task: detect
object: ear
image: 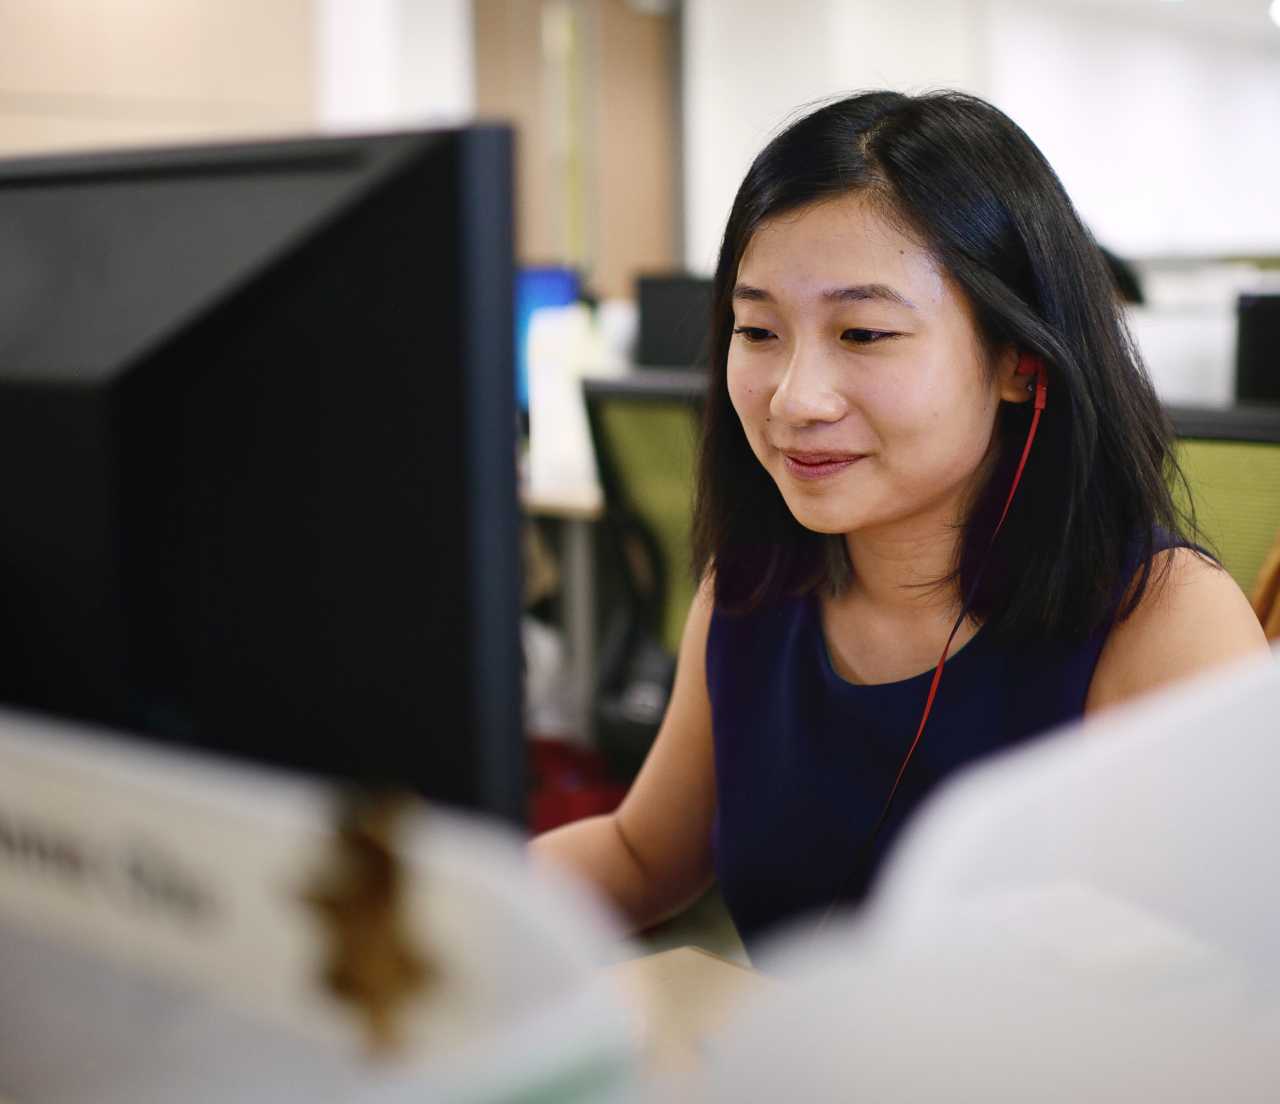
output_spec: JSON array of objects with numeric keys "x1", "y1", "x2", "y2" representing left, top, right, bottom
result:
[{"x1": 996, "y1": 345, "x2": 1035, "y2": 404}]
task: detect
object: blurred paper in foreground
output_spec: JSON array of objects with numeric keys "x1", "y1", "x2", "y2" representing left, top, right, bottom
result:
[
  {"x1": 706, "y1": 650, "x2": 1280, "y2": 1103},
  {"x1": 0, "y1": 709, "x2": 638, "y2": 1103}
]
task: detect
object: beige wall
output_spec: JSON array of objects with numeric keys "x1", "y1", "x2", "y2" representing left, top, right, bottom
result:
[
  {"x1": 592, "y1": 0, "x2": 678, "y2": 300},
  {"x1": 474, "y1": 0, "x2": 677, "y2": 300},
  {"x1": 473, "y1": 0, "x2": 559, "y2": 262},
  {"x1": 0, "y1": 0, "x2": 677, "y2": 293},
  {"x1": 0, "y1": 0, "x2": 315, "y2": 157}
]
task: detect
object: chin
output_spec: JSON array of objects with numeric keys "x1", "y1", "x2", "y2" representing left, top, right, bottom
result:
[{"x1": 776, "y1": 492, "x2": 861, "y2": 535}]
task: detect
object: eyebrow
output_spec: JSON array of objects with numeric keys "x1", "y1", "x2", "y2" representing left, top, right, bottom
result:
[{"x1": 732, "y1": 283, "x2": 917, "y2": 309}]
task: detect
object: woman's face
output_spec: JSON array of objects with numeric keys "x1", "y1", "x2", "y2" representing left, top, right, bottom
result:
[{"x1": 727, "y1": 192, "x2": 1018, "y2": 540}]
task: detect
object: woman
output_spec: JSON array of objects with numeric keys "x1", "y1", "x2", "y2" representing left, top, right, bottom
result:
[{"x1": 531, "y1": 91, "x2": 1267, "y2": 953}]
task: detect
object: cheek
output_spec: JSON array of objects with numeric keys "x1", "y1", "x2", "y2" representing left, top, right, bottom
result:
[
  {"x1": 726, "y1": 360, "x2": 771, "y2": 430},
  {"x1": 864, "y1": 355, "x2": 989, "y2": 440},
  {"x1": 857, "y1": 375, "x2": 933, "y2": 437},
  {"x1": 863, "y1": 368, "x2": 993, "y2": 481}
]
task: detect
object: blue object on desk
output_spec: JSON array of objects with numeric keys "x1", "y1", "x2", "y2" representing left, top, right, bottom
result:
[{"x1": 516, "y1": 266, "x2": 580, "y2": 411}]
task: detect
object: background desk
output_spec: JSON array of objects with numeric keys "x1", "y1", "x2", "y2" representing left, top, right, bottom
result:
[
  {"x1": 522, "y1": 483, "x2": 603, "y2": 744},
  {"x1": 608, "y1": 946, "x2": 772, "y2": 1086}
]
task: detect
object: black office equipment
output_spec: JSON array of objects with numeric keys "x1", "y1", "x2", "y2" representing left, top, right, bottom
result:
[
  {"x1": 1236, "y1": 293, "x2": 1280, "y2": 404},
  {"x1": 0, "y1": 128, "x2": 525, "y2": 822},
  {"x1": 635, "y1": 274, "x2": 713, "y2": 368}
]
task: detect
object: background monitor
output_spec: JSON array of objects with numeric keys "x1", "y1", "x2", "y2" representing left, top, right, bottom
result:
[
  {"x1": 1236, "y1": 293, "x2": 1280, "y2": 404},
  {"x1": 0, "y1": 126, "x2": 525, "y2": 823},
  {"x1": 635, "y1": 273, "x2": 713, "y2": 369}
]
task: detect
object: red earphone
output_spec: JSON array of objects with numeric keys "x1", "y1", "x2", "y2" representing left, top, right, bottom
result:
[
  {"x1": 1017, "y1": 351, "x2": 1048, "y2": 411},
  {"x1": 887, "y1": 354, "x2": 1047, "y2": 808},
  {"x1": 1000, "y1": 352, "x2": 1047, "y2": 524},
  {"x1": 819, "y1": 353, "x2": 1048, "y2": 926}
]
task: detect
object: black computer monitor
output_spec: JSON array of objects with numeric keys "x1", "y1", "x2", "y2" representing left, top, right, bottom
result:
[
  {"x1": 1236, "y1": 293, "x2": 1280, "y2": 404},
  {"x1": 635, "y1": 273, "x2": 713, "y2": 369},
  {"x1": 0, "y1": 127, "x2": 525, "y2": 823}
]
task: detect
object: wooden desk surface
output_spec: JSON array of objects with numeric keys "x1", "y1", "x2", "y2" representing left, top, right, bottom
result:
[{"x1": 606, "y1": 946, "x2": 772, "y2": 1080}]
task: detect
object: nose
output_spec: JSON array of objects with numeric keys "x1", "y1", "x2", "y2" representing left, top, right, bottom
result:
[{"x1": 769, "y1": 338, "x2": 848, "y2": 426}]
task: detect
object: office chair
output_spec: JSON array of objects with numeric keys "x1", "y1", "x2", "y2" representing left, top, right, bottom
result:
[{"x1": 582, "y1": 372, "x2": 704, "y2": 778}]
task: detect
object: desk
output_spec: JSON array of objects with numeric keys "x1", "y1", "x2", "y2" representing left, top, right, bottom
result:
[
  {"x1": 1165, "y1": 401, "x2": 1280, "y2": 442},
  {"x1": 581, "y1": 367, "x2": 709, "y2": 406},
  {"x1": 607, "y1": 946, "x2": 772, "y2": 1087},
  {"x1": 522, "y1": 484, "x2": 604, "y2": 744},
  {"x1": 0, "y1": 948, "x2": 766, "y2": 1104}
]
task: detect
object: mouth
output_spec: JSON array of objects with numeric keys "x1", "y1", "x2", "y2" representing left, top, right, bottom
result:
[{"x1": 781, "y1": 450, "x2": 866, "y2": 481}]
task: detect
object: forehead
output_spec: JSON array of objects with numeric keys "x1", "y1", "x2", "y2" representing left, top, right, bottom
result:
[{"x1": 736, "y1": 193, "x2": 949, "y2": 309}]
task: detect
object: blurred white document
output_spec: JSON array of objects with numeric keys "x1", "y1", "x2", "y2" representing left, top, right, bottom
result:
[
  {"x1": 0, "y1": 709, "x2": 637, "y2": 1103},
  {"x1": 526, "y1": 304, "x2": 604, "y2": 512},
  {"x1": 707, "y1": 651, "x2": 1280, "y2": 1103}
]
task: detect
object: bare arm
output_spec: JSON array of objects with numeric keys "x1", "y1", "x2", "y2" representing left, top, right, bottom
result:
[
  {"x1": 529, "y1": 579, "x2": 718, "y2": 932},
  {"x1": 1086, "y1": 548, "x2": 1270, "y2": 714}
]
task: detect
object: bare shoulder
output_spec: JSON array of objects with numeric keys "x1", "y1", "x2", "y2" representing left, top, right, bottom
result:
[{"x1": 1086, "y1": 547, "x2": 1270, "y2": 714}]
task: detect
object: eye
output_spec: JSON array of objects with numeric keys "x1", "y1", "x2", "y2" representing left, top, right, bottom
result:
[
  {"x1": 732, "y1": 326, "x2": 775, "y2": 344},
  {"x1": 842, "y1": 328, "x2": 895, "y2": 344}
]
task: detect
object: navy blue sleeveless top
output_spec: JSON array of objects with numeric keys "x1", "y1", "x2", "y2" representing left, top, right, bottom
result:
[{"x1": 707, "y1": 537, "x2": 1179, "y2": 953}]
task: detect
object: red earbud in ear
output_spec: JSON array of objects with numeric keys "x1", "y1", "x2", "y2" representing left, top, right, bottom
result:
[{"x1": 1015, "y1": 352, "x2": 1048, "y2": 411}]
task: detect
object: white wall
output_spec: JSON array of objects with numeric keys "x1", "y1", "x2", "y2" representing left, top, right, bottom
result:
[
  {"x1": 988, "y1": 0, "x2": 1280, "y2": 257},
  {"x1": 682, "y1": 0, "x2": 1280, "y2": 270},
  {"x1": 681, "y1": 0, "x2": 986, "y2": 272},
  {"x1": 317, "y1": 0, "x2": 474, "y2": 129}
]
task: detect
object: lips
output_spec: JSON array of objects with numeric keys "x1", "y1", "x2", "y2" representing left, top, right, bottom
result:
[{"x1": 781, "y1": 450, "x2": 866, "y2": 481}]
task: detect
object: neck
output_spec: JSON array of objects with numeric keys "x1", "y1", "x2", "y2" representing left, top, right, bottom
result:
[
  {"x1": 841, "y1": 515, "x2": 964, "y2": 622},
  {"x1": 839, "y1": 442, "x2": 1002, "y2": 623}
]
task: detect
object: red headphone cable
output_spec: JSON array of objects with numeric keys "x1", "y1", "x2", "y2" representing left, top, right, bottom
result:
[
  {"x1": 816, "y1": 358, "x2": 1048, "y2": 930},
  {"x1": 883, "y1": 359, "x2": 1048, "y2": 817}
]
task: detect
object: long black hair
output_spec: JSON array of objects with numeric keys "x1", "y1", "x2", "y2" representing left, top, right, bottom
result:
[{"x1": 691, "y1": 90, "x2": 1191, "y2": 642}]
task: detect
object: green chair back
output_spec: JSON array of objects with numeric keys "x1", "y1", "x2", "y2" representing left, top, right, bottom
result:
[
  {"x1": 1173, "y1": 437, "x2": 1280, "y2": 595},
  {"x1": 593, "y1": 398, "x2": 700, "y2": 654}
]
